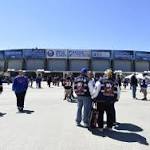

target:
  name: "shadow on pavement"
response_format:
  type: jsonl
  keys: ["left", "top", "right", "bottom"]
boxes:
{"left": 22, "top": 110, "right": 35, "bottom": 114}
{"left": 0, "top": 112, "right": 7, "bottom": 117}
{"left": 135, "top": 98, "right": 150, "bottom": 101}
{"left": 91, "top": 128, "right": 149, "bottom": 145}
{"left": 114, "top": 123, "right": 143, "bottom": 132}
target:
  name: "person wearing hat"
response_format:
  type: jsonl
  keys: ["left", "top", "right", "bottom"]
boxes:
{"left": 90, "top": 69, "right": 120, "bottom": 131}
{"left": 12, "top": 70, "right": 28, "bottom": 112}
{"left": 74, "top": 67, "right": 92, "bottom": 127}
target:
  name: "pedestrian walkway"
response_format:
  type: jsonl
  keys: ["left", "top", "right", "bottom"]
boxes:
{"left": 0, "top": 83, "right": 149, "bottom": 150}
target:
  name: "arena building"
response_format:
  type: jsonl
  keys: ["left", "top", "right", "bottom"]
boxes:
{"left": 0, "top": 49, "right": 150, "bottom": 75}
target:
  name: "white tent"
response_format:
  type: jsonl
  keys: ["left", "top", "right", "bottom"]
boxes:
{"left": 136, "top": 73, "right": 144, "bottom": 79}
{"left": 124, "top": 74, "right": 134, "bottom": 79}
{"left": 125, "top": 73, "right": 144, "bottom": 80}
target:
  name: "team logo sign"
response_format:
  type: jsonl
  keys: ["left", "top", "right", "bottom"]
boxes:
{"left": 47, "top": 50, "right": 54, "bottom": 57}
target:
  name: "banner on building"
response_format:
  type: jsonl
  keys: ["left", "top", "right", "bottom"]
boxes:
{"left": 0, "top": 51, "right": 4, "bottom": 59}
{"left": 23, "top": 49, "right": 33, "bottom": 58}
{"left": 91, "top": 50, "right": 111, "bottom": 59}
{"left": 136, "top": 52, "right": 150, "bottom": 60}
{"left": 46, "top": 49, "right": 67, "bottom": 58}
{"left": 5, "top": 50, "right": 22, "bottom": 59}
{"left": 68, "top": 50, "right": 90, "bottom": 59}
{"left": 32, "top": 49, "right": 45, "bottom": 58}
{"left": 114, "top": 51, "right": 133, "bottom": 60}
{"left": 23, "top": 49, "right": 45, "bottom": 58}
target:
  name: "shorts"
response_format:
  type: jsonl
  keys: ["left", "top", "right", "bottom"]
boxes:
{"left": 65, "top": 89, "right": 72, "bottom": 96}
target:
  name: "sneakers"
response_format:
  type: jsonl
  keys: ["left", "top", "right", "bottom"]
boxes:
{"left": 142, "top": 98, "right": 147, "bottom": 100}
{"left": 76, "top": 122, "right": 89, "bottom": 127}
{"left": 76, "top": 122, "right": 81, "bottom": 126}
{"left": 18, "top": 107, "right": 24, "bottom": 113}
{"left": 83, "top": 123, "right": 89, "bottom": 128}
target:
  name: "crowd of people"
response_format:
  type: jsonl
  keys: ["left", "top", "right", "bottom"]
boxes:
{"left": 0, "top": 72, "right": 64, "bottom": 112}
{"left": 28, "top": 75, "right": 63, "bottom": 88}
{"left": 62, "top": 68, "right": 150, "bottom": 131}
{"left": 0, "top": 68, "right": 149, "bottom": 130}
{"left": 130, "top": 73, "right": 149, "bottom": 100}
{"left": 72, "top": 68, "right": 120, "bottom": 130}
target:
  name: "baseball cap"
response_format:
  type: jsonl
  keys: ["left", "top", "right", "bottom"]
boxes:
{"left": 80, "top": 67, "right": 88, "bottom": 74}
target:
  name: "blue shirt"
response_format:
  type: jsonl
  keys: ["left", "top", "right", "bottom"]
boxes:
{"left": 12, "top": 75, "right": 28, "bottom": 93}
{"left": 140, "top": 79, "right": 148, "bottom": 88}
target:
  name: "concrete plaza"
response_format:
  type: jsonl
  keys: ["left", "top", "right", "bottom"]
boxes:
{"left": 0, "top": 82, "right": 150, "bottom": 150}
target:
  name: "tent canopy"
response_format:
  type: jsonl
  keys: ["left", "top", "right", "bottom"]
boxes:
{"left": 125, "top": 73, "right": 144, "bottom": 79}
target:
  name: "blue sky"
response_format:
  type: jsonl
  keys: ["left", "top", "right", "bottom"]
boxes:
{"left": 0, "top": 0, "right": 150, "bottom": 50}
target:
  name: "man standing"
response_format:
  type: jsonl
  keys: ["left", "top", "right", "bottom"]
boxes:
{"left": 74, "top": 68, "right": 92, "bottom": 127}
{"left": 36, "top": 74, "right": 42, "bottom": 88}
{"left": 29, "top": 76, "right": 34, "bottom": 88}
{"left": 12, "top": 70, "right": 28, "bottom": 112}
{"left": 47, "top": 75, "right": 52, "bottom": 87}
{"left": 87, "top": 71, "right": 97, "bottom": 128}
{"left": 130, "top": 74, "right": 138, "bottom": 99}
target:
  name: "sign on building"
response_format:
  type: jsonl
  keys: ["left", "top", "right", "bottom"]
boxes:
{"left": 91, "top": 50, "right": 111, "bottom": 59}
{"left": 32, "top": 49, "right": 45, "bottom": 58}
{"left": 114, "top": 51, "right": 133, "bottom": 60}
{"left": 23, "top": 49, "right": 45, "bottom": 58}
{"left": 135, "top": 52, "right": 150, "bottom": 60}
{"left": 68, "top": 50, "right": 90, "bottom": 59}
{"left": 5, "top": 50, "right": 22, "bottom": 59}
{"left": 46, "top": 49, "right": 67, "bottom": 58}
{"left": 0, "top": 51, "right": 4, "bottom": 59}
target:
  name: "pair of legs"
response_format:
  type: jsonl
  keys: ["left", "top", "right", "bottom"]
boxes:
{"left": 64, "top": 89, "right": 72, "bottom": 100}
{"left": 47, "top": 81, "right": 51, "bottom": 87}
{"left": 15, "top": 91, "right": 26, "bottom": 112}
{"left": 76, "top": 96, "right": 92, "bottom": 126}
{"left": 141, "top": 88, "right": 147, "bottom": 100}
{"left": 97, "top": 102, "right": 114, "bottom": 128}
{"left": 36, "top": 82, "right": 41, "bottom": 88}
{"left": 132, "top": 85, "right": 137, "bottom": 98}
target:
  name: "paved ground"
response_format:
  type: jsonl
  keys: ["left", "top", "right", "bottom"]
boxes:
{"left": 0, "top": 82, "right": 150, "bottom": 150}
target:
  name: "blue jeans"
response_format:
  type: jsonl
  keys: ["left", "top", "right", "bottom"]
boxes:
{"left": 76, "top": 96, "right": 92, "bottom": 124}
